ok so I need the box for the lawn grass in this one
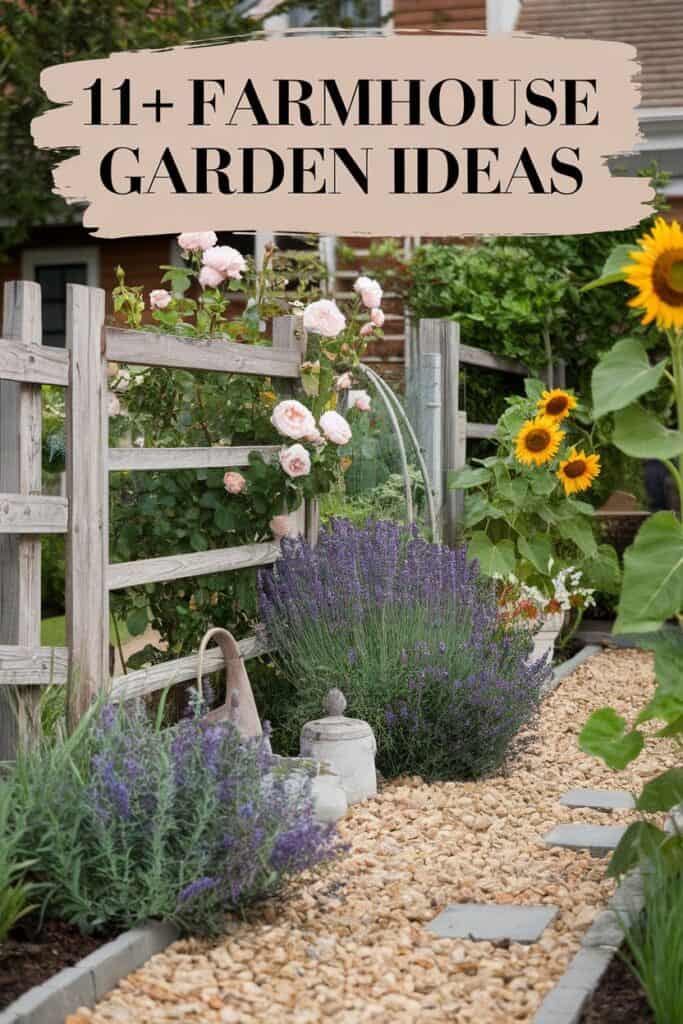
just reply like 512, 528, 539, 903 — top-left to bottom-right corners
41, 615, 131, 647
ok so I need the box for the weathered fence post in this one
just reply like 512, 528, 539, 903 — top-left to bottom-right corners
416, 319, 461, 547
0, 281, 43, 758
419, 350, 443, 518
65, 284, 108, 726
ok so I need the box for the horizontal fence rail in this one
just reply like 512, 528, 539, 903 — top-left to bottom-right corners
109, 632, 271, 703
109, 444, 280, 472
0, 645, 69, 687
0, 494, 68, 534
107, 541, 281, 591
106, 327, 301, 377
0, 337, 70, 387
459, 343, 528, 376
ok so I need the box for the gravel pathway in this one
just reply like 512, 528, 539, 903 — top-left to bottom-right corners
71, 649, 672, 1024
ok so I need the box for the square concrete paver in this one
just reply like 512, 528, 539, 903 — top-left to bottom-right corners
560, 788, 635, 811
426, 903, 559, 943
543, 824, 627, 856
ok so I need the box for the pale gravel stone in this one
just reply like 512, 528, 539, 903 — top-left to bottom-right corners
82, 649, 672, 1024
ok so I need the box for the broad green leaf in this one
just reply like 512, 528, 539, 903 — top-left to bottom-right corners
606, 821, 667, 878
613, 404, 683, 459
523, 378, 545, 402
581, 243, 634, 292
447, 467, 492, 489
657, 714, 683, 738
579, 707, 644, 769
518, 534, 553, 575
615, 512, 683, 633
463, 493, 504, 529
497, 477, 529, 505
632, 629, 683, 719
126, 607, 149, 637
636, 768, 683, 812
529, 472, 557, 497
467, 533, 517, 578
592, 338, 668, 419
578, 545, 621, 595
557, 516, 598, 558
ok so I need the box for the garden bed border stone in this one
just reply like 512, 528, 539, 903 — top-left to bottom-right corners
543, 644, 601, 697
0, 921, 179, 1024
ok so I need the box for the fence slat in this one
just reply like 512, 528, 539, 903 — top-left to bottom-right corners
0, 645, 69, 687
0, 337, 69, 386
66, 284, 108, 726
108, 541, 280, 591
0, 281, 43, 759
0, 494, 68, 534
106, 327, 301, 377
109, 445, 279, 472
466, 422, 497, 440
109, 633, 271, 703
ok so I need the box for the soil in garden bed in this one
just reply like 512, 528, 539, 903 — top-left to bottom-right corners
580, 950, 654, 1024
0, 918, 116, 1010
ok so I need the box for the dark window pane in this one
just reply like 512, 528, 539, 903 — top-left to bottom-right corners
289, 1, 382, 27
34, 263, 88, 348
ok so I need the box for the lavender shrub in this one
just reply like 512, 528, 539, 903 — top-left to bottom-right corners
259, 519, 550, 780
9, 701, 340, 936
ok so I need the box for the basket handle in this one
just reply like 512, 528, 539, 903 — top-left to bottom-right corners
196, 626, 242, 705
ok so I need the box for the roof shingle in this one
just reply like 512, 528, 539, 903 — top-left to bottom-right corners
516, 0, 683, 108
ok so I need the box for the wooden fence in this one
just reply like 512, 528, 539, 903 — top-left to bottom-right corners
0, 280, 312, 759
406, 318, 531, 545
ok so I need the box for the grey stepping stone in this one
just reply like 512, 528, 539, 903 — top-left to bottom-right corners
560, 788, 635, 811
543, 823, 626, 857
426, 903, 558, 943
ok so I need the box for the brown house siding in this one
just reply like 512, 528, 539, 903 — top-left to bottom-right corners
394, 0, 485, 30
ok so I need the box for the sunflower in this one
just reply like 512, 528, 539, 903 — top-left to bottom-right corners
537, 388, 577, 422
557, 447, 601, 495
623, 217, 683, 330
515, 416, 564, 467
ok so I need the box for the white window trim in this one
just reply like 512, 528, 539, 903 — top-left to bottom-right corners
22, 246, 100, 287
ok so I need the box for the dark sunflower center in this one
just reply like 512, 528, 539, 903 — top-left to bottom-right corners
526, 429, 551, 452
564, 459, 586, 479
545, 395, 568, 415
652, 250, 683, 307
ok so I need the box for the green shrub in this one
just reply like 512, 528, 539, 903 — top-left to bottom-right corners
0, 783, 36, 942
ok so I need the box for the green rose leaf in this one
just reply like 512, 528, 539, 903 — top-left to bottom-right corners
126, 606, 149, 637
467, 532, 516, 578
518, 534, 553, 575
579, 707, 644, 769
606, 821, 667, 879
615, 512, 683, 633
636, 768, 683, 813
581, 243, 633, 292
592, 338, 668, 419
447, 467, 492, 489
613, 404, 683, 460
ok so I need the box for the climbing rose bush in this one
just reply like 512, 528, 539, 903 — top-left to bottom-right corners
9, 702, 341, 937
259, 520, 551, 780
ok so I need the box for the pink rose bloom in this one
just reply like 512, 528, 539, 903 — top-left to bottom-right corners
303, 299, 346, 339
354, 275, 382, 309
149, 288, 172, 311
271, 399, 317, 440
335, 371, 352, 390
270, 514, 293, 539
199, 266, 224, 289
177, 231, 217, 252
370, 307, 385, 327
360, 323, 374, 337
355, 392, 371, 412
223, 471, 246, 495
305, 428, 323, 445
279, 444, 311, 478
202, 245, 247, 281
108, 392, 121, 417
319, 410, 352, 446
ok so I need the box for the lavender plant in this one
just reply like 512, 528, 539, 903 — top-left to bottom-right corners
258, 520, 550, 779
9, 700, 339, 936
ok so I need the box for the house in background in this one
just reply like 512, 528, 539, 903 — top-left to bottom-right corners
4, 0, 679, 381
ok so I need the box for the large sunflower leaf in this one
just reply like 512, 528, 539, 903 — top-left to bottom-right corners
578, 544, 621, 595
447, 467, 491, 489
592, 338, 668, 419
579, 707, 644, 769
518, 534, 553, 575
613, 404, 683, 459
467, 532, 516, 578
606, 821, 667, 879
556, 516, 598, 557
636, 768, 683, 813
580, 243, 634, 292
614, 512, 683, 633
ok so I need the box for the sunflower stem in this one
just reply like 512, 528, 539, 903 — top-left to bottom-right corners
669, 329, 683, 516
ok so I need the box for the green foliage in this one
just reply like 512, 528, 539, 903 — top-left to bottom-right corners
621, 850, 683, 1023
0, 783, 37, 942
592, 338, 669, 420
579, 708, 644, 771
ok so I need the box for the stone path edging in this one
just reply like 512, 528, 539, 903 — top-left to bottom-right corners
543, 644, 602, 698
0, 921, 179, 1024
532, 866, 645, 1024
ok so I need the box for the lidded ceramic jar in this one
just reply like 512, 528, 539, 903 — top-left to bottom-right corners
300, 689, 377, 804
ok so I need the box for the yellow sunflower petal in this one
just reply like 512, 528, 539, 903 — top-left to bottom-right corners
557, 448, 601, 495
515, 416, 565, 467
622, 218, 683, 330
